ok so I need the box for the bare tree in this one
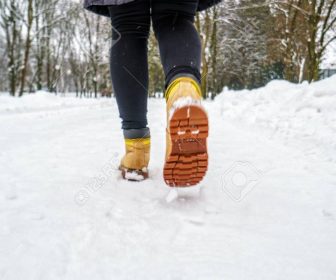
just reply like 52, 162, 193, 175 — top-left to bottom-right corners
272, 0, 336, 82
0, 0, 24, 96
18, 0, 33, 96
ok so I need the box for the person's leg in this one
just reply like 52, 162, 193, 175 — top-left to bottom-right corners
108, 1, 150, 135
108, 1, 151, 180
151, 0, 201, 88
152, 1, 208, 187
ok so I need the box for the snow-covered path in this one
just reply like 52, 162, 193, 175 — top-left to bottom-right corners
1, 78, 336, 280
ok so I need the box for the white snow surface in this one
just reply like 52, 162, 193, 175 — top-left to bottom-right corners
1, 77, 336, 280
124, 170, 145, 181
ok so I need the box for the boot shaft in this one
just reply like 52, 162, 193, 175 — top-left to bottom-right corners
166, 77, 203, 121
121, 137, 150, 171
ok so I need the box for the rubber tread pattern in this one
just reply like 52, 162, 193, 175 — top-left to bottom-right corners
164, 105, 209, 187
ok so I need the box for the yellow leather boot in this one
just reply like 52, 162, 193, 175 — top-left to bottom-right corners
119, 137, 150, 181
163, 76, 209, 187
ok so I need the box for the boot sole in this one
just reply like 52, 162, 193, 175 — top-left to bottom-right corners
164, 105, 209, 187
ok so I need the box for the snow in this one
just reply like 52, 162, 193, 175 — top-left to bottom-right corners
124, 170, 145, 181
168, 96, 201, 120
0, 91, 108, 114
1, 76, 336, 280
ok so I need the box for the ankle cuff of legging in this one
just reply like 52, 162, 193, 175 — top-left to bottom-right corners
170, 73, 200, 85
165, 68, 201, 89
123, 128, 150, 139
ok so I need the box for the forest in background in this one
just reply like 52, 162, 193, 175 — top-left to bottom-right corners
0, 0, 335, 98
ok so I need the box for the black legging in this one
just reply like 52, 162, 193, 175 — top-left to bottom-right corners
108, 0, 201, 130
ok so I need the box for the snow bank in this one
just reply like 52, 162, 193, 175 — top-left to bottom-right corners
0, 91, 112, 114
215, 75, 336, 154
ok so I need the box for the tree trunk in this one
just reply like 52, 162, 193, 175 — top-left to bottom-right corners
19, 0, 34, 96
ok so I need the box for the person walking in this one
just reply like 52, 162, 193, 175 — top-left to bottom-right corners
84, 0, 221, 187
